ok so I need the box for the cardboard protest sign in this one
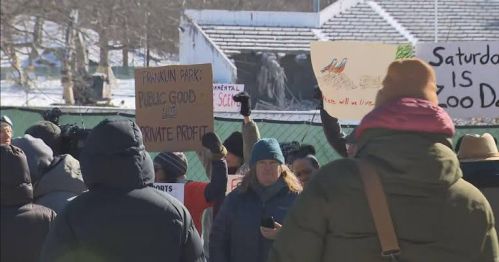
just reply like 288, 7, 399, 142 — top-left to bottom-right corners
416, 42, 499, 118
226, 174, 244, 195
135, 64, 214, 152
153, 183, 185, 203
311, 41, 397, 122
213, 84, 244, 112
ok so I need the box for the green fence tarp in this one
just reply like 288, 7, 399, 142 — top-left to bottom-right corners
2, 107, 498, 182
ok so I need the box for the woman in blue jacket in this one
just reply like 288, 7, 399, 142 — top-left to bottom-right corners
209, 138, 302, 262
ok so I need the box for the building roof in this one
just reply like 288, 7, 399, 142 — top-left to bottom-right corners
375, 0, 499, 42
200, 25, 318, 55
185, 0, 499, 55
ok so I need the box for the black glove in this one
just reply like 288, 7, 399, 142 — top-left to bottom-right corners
202, 132, 227, 157
233, 92, 251, 116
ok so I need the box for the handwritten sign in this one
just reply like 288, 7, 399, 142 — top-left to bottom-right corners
153, 183, 185, 203
213, 84, 244, 112
311, 41, 397, 121
135, 64, 214, 152
416, 42, 499, 118
226, 174, 244, 195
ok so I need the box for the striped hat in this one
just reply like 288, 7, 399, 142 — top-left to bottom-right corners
154, 152, 188, 178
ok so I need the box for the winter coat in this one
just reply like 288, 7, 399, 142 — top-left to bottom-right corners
201, 119, 261, 259
1, 144, 56, 262
210, 177, 299, 262
34, 154, 87, 214
40, 119, 204, 262
268, 98, 498, 262
12, 134, 53, 182
185, 158, 228, 234
320, 108, 348, 157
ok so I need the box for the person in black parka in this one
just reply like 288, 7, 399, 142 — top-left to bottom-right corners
40, 118, 205, 262
1, 144, 57, 262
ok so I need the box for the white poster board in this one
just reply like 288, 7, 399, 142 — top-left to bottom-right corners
416, 42, 499, 118
213, 84, 244, 112
311, 41, 397, 122
153, 183, 185, 203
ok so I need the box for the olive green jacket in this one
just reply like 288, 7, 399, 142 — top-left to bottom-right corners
269, 130, 498, 262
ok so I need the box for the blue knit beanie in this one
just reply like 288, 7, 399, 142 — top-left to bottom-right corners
250, 138, 285, 166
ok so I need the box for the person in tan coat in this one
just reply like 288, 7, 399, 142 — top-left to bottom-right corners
268, 58, 498, 262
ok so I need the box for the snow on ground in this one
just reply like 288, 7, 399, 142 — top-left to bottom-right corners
0, 79, 136, 109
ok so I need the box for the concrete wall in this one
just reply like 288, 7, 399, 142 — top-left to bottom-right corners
179, 16, 237, 83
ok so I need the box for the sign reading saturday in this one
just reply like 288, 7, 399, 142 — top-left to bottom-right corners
135, 64, 214, 152
311, 41, 397, 122
416, 42, 499, 118
153, 183, 185, 203
213, 84, 244, 112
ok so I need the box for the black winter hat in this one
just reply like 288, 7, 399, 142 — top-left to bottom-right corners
25, 121, 62, 154
154, 152, 188, 179
223, 131, 243, 159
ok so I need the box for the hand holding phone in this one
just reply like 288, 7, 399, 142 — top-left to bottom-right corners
260, 216, 275, 229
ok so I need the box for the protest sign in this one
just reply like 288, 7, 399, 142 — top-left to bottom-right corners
213, 84, 244, 112
226, 174, 244, 195
311, 41, 397, 121
416, 42, 499, 118
135, 64, 214, 152
153, 183, 185, 203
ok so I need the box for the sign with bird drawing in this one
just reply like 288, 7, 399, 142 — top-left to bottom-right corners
311, 41, 397, 122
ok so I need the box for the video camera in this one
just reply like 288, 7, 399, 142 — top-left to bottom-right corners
42, 108, 92, 160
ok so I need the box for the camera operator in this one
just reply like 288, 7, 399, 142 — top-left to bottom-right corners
22, 108, 88, 214
34, 107, 91, 161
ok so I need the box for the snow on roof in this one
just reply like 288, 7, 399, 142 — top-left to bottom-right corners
186, 0, 499, 55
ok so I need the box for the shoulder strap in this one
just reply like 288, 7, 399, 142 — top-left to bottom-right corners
357, 159, 401, 260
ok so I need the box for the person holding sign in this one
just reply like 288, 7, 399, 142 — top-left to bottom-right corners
200, 91, 261, 260
154, 132, 228, 236
209, 138, 302, 262
268, 59, 498, 262
40, 119, 204, 262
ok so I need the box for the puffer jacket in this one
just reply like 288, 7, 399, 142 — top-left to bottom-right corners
210, 177, 299, 262
34, 154, 87, 214
40, 119, 204, 262
1, 144, 56, 262
12, 134, 53, 182
269, 98, 498, 262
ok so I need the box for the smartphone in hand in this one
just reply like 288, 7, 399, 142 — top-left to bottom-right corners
260, 216, 275, 229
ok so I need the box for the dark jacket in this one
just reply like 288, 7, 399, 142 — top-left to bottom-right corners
210, 178, 298, 262
34, 154, 87, 214
461, 160, 499, 231
1, 144, 56, 262
320, 108, 348, 157
40, 119, 205, 262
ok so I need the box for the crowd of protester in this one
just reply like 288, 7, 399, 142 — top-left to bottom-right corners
1, 58, 497, 262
